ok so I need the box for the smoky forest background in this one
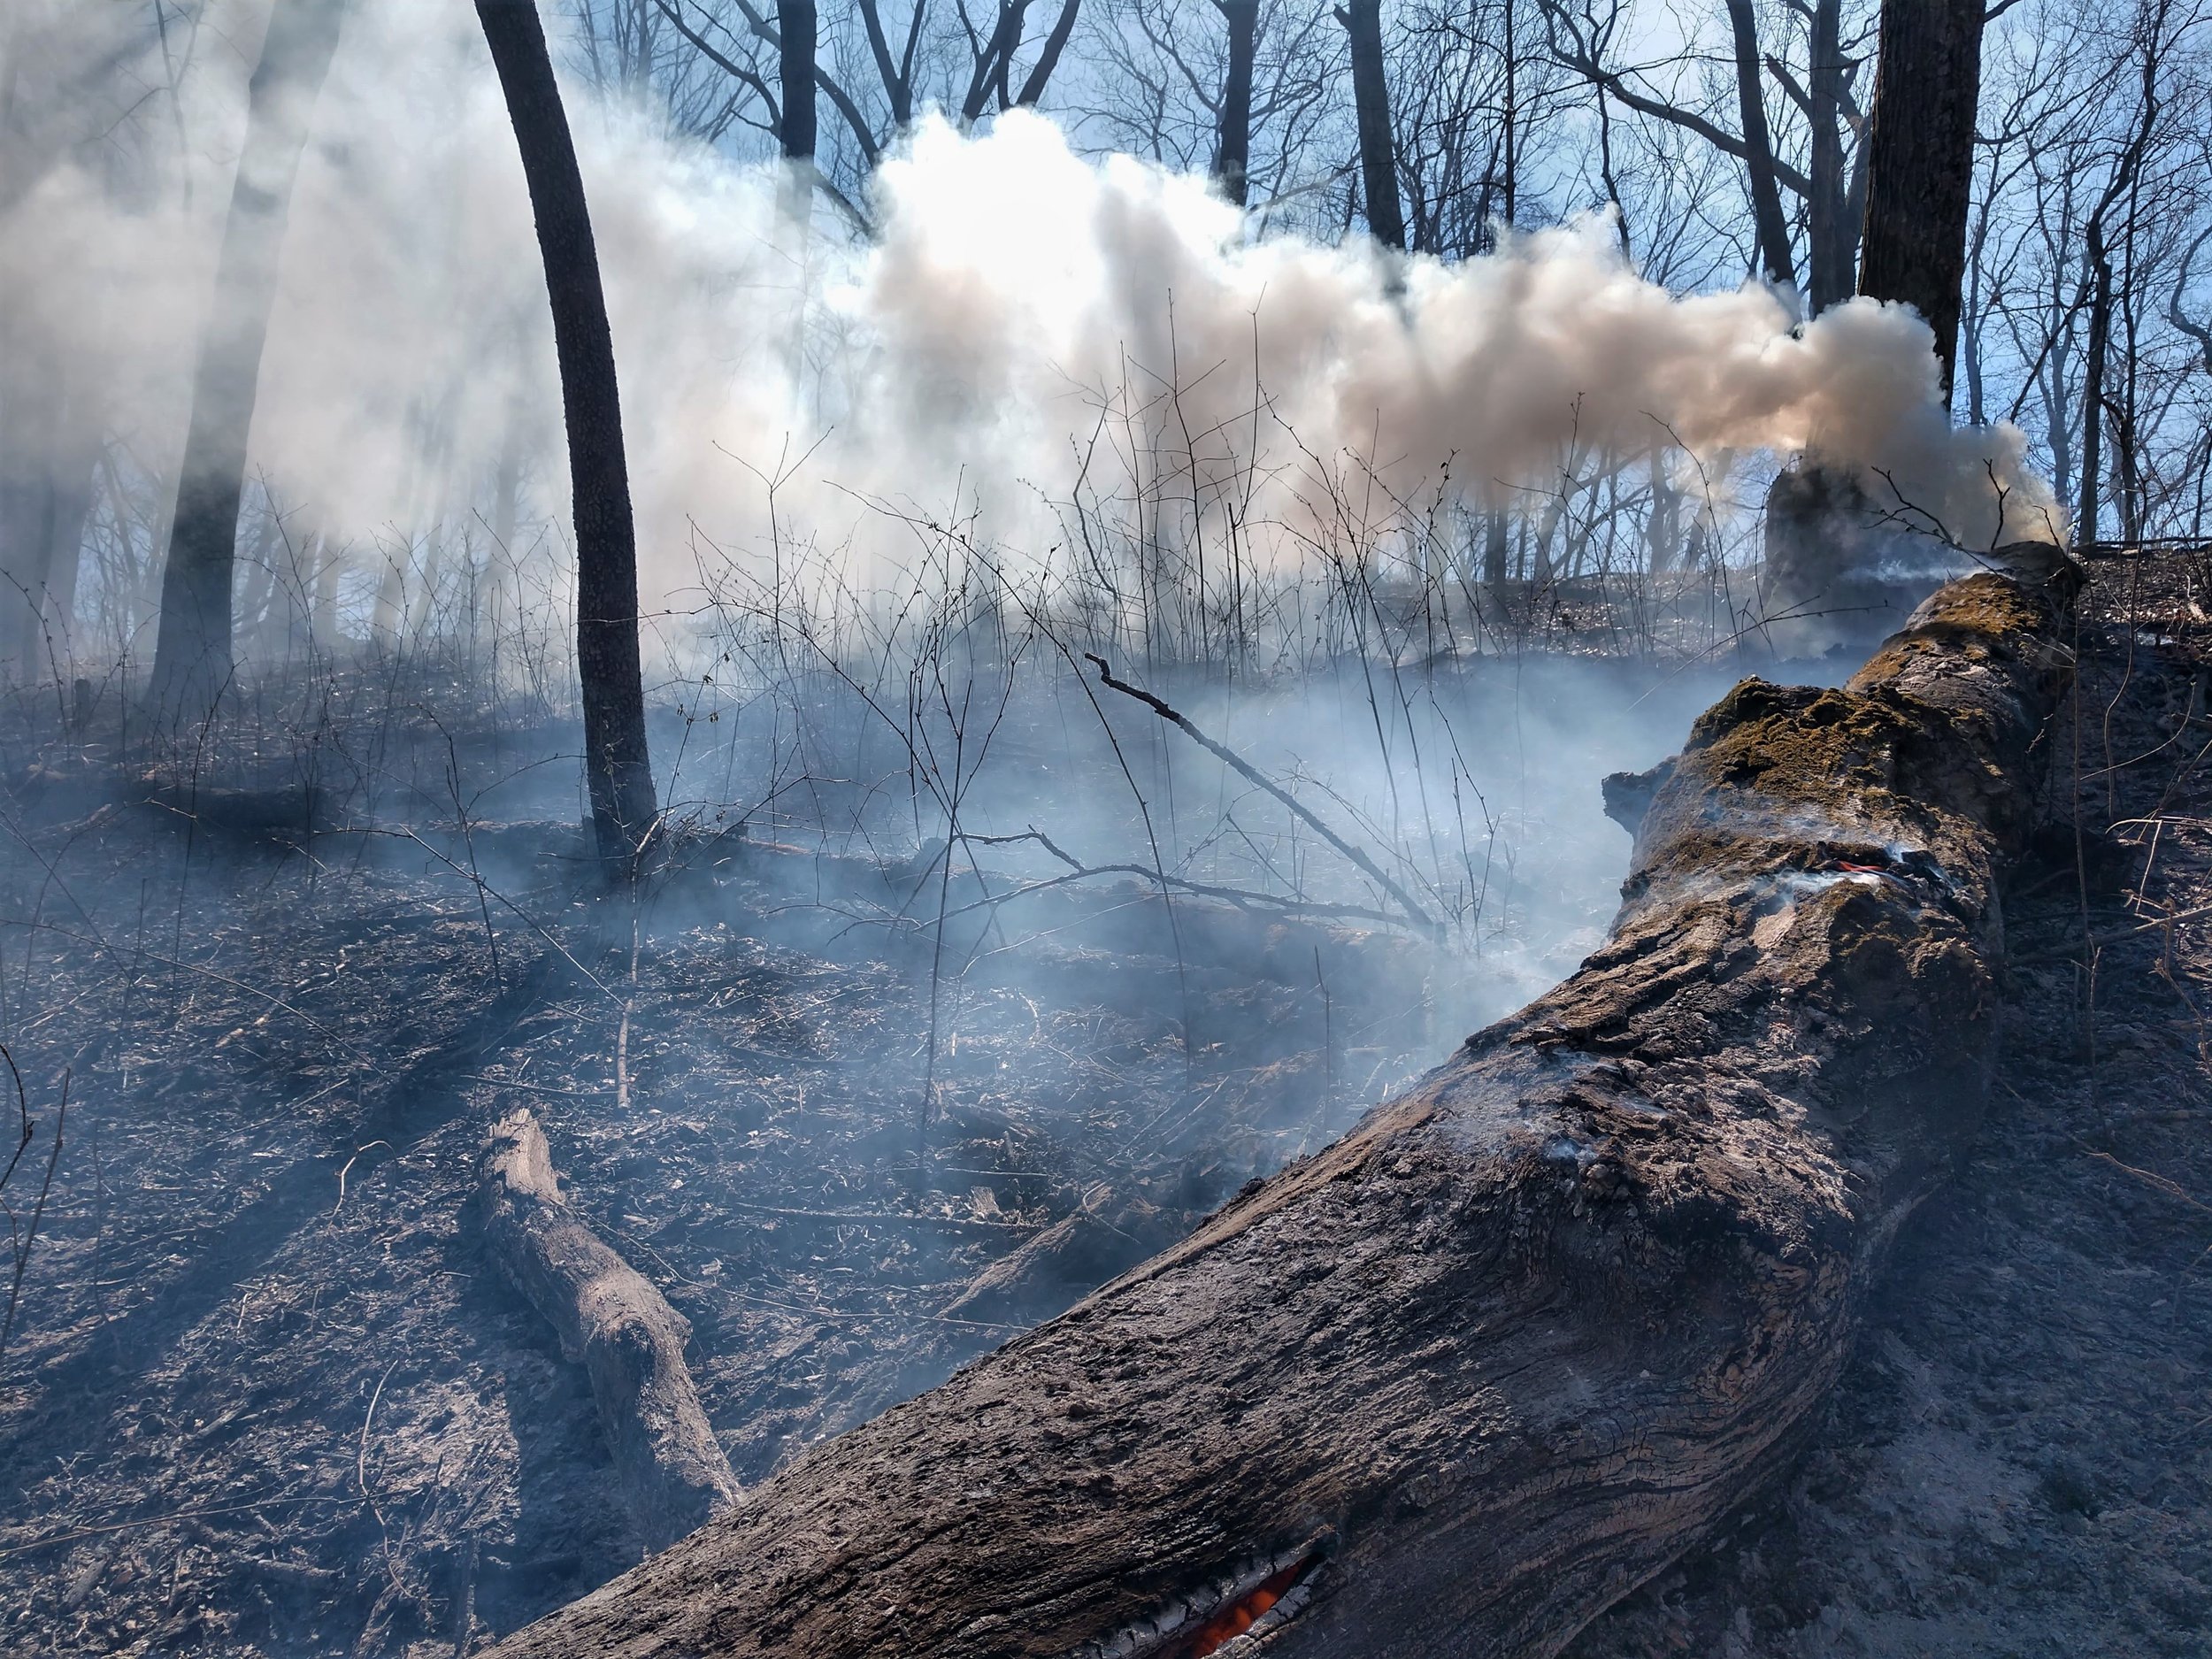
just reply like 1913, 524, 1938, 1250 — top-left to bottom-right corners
0, 0, 2209, 1653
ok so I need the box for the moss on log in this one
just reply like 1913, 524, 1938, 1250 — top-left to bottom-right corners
487, 571, 2070, 1659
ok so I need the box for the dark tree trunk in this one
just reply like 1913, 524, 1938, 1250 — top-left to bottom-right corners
2075, 33, 2160, 545
0, 338, 97, 676
778, 0, 818, 159
961, 0, 1033, 120
1013, 0, 1082, 105
1215, 0, 1258, 208
778, 0, 818, 222
1805, 0, 1852, 312
1336, 0, 1404, 250
477, 0, 659, 866
147, 0, 347, 728
2080, 232, 2115, 545
1856, 0, 1985, 399
1724, 0, 1795, 290
486, 570, 2070, 1659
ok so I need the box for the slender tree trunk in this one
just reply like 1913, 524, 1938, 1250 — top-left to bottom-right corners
959, 0, 1033, 120
0, 340, 92, 675
1337, 0, 1404, 250
311, 535, 342, 652
1482, 510, 1509, 584
147, 0, 347, 728
2079, 231, 2113, 545
476, 0, 658, 866
1806, 0, 1850, 311
1855, 0, 1985, 399
1215, 0, 1258, 207
1724, 0, 1794, 290
779, 0, 818, 220
1012, 0, 1081, 104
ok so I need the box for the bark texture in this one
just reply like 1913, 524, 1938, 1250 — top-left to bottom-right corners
1336, 0, 1404, 250
477, 0, 658, 866
1724, 0, 1795, 290
488, 570, 2068, 1659
1214, 0, 1258, 208
477, 1109, 740, 1551
147, 0, 346, 727
778, 0, 819, 160
1856, 0, 1986, 397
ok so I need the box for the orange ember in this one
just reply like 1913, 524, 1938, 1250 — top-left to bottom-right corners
1176, 1562, 1306, 1657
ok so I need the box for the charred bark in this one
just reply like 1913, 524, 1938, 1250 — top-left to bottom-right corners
1214, 0, 1258, 208
1724, 0, 1794, 291
146, 0, 346, 728
486, 568, 2069, 1659
1804, 0, 1851, 313
779, 0, 819, 162
477, 1109, 740, 1551
1335, 0, 1404, 251
1855, 0, 1985, 399
476, 0, 659, 868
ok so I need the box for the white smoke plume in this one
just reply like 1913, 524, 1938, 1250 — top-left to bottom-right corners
3, 0, 2058, 653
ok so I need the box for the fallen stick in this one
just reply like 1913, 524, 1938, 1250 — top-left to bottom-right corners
475, 1109, 739, 1552
489, 572, 2069, 1658
1083, 654, 1437, 933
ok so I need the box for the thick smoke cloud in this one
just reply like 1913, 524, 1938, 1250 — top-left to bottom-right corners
3, 0, 2058, 642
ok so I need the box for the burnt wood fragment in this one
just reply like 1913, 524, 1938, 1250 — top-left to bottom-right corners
477, 1108, 739, 1551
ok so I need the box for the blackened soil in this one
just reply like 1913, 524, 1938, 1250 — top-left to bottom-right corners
0, 788, 1502, 1656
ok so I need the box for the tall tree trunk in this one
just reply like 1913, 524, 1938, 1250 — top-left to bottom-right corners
960, 0, 1033, 120
1724, 0, 1794, 290
1215, 0, 1258, 207
1012, 0, 1081, 105
1481, 511, 1509, 585
476, 0, 659, 867
779, 0, 818, 218
2075, 27, 2162, 545
1336, 0, 1404, 250
1855, 0, 1985, 400
2079, 230, 2114, 546
147, 0, 347, 728
0, 339, 93, 676
1805, 0, 1851, 311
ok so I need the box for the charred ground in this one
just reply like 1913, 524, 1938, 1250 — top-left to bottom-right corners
0, 555, 2202, 1657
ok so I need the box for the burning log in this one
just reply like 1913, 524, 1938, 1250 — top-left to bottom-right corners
486, 571, 2070, 1659
476, 1108, 739, 1551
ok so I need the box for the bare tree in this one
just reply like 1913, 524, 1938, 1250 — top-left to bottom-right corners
1725, 0, 1795, 286
1338, 0, 1405, 246
1215, 0, 1259, 203
146, 0, 348, 726
2078, 0, 2173, 540
1856, 0, 1989, 396
476, 0, 660, 865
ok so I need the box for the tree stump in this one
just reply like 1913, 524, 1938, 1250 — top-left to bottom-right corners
488, 571, 2070, 1658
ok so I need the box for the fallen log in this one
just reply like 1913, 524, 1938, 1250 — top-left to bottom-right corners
941, 1190, 1194, 1329
488, 571, 2070, 1659
476, 1108, 740, 1551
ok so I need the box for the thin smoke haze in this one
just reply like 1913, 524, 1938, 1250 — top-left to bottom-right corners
3, 0, 2058, 648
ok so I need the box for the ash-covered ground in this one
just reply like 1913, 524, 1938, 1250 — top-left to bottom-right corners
0, 558, 2203, 1659
0, 610, 1732, 1657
